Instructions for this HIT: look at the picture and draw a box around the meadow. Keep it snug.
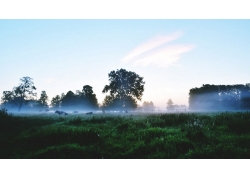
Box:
[1,108,250,159]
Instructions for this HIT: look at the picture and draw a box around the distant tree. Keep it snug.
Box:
[61,93,65,100]
[61,91,75,108]
[82,85,94,97]
[1,77,37,112]
[50,95,61,108]
[136,105,143,111]
[1,91,15,110]
[167,99,174,106]
[102,95,121,111]
[189,84,250,111]
[166,99,174,111]
[81,85,98,109]
[102,68,145,111]
[142,101,155,111]
[58,85,98,110]
[1,91,14,104]
[37,91,49,109]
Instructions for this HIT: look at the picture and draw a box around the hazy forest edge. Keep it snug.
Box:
[1,69,250,113]
[1,69,147,113]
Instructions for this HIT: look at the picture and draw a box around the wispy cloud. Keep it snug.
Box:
[121,31,195,68]
[45,78,57,84]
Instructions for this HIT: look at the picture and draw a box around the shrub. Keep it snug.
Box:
[0,108,10,118]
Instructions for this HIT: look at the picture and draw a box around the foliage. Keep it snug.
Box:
[0,108,10,119]
[50,85,98,110]
[36,91,49,109]
[59,85,98,110]
[102,69,145,111]
[142,101,155,111]
[166,99,174,111]
[102,95,137,111]
[1,112,250,158]
[189,84,250,111]
[50,95,61,108]
[1,77,37,112]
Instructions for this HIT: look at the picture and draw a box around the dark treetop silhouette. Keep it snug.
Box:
[1,77,37,112]
[37,91,49,109]
[189,84,250,111]
[102,68,145,111]
[51,85,98,111]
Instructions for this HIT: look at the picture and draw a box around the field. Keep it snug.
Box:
[1,109,250,159]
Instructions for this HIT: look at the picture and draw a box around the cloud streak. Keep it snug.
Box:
[121,32,195,68]
[45,78,57,84]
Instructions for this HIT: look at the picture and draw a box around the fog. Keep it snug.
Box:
[2,84,250,115]
[188,84,250,112]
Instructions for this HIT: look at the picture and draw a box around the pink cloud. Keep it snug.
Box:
[121,32,195,68]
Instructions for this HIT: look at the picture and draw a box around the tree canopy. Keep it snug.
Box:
[189,84,250,110]
[1,77,37,111]
[102,95,137,111]
[54,85,99,110]
[102,68,145,111]
[50,95,61,108]
[142,101,155,111]
[166,99,174,111]
[37,91,49,109]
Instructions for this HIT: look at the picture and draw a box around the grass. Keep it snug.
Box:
[1,108,250,158]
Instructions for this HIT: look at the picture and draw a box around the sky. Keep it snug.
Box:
[0,1,250,178]
[1,19,250,109]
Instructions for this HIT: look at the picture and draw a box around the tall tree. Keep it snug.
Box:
[102,69,145,111]
[1,77,37,111]
[102,95,121,111]
[50,95,61,108]
[82,85,98,109]
[189,84,250,111]
[142,101,155,111]
[1,91,14,104]
[166,99,174,111]
[58,85,98,110]
[37,91,49,109]
[61,91,75,108]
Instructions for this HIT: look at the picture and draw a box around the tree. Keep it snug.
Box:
[82,85,94,97]
[166,99,174,111]
[57,85,98,110]
[102,95,121,111]
[188,84,250,111]
[37,91,49,109]
[102,95,137,111]
[14,77,37,111]
[50,95,61,108]
[1,91,14,104]
[61,91,75,108]
[81,85,98,109]
[1,91,14,109]
[102,69,145,111]
[142,101,155,111]
[1,77,37,112]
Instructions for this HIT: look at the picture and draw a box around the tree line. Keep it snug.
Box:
[1,69,148,112]
[189,84,250,111]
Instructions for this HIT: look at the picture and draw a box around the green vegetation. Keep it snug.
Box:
[1,108,250,158]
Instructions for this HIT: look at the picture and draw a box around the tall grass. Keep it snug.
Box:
[1,110,250,158]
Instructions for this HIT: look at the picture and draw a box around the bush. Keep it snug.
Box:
[0,108,10,118]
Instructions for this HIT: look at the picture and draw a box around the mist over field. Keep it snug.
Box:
[1,19,250,160]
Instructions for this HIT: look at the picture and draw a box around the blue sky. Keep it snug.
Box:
[1,20,250,109]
